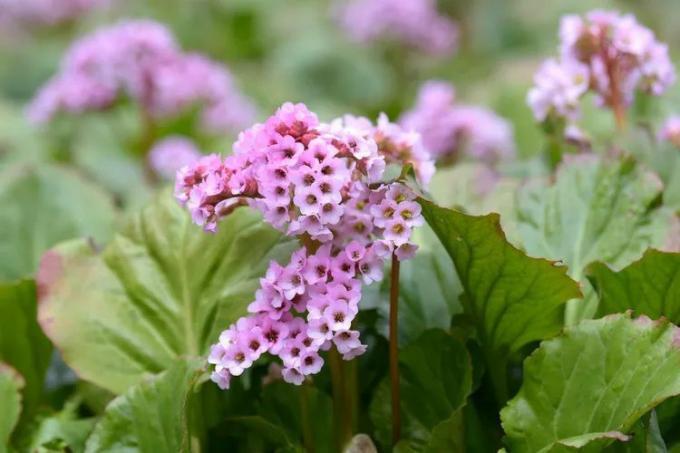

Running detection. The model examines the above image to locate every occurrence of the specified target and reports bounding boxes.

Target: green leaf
[605,411,667,453]
[418,198,581,359]
[19,399,96,453]
[517,156,668,274]
[0,364,24,452]
[257,382,333,453]
[370,329,472,450]
[515,155,671,322]
[501,313,680,453]
[220,416,300,452]
[84,359,203,453]
[0,280,52,420]
[0,164,117,281]
[588,250,680,322]
[37,191,295,394]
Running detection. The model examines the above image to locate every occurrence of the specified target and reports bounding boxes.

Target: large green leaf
[0,164,117,281]
[84,359,203,453]
[517,155,668,273]
[588,250,680,322]
[37,191,295,394]
[370,329,473,451]
[0,280,52,420]
[0,364,23,453]
[501,314,680,453]
[418,198,580,364]
[515,155,671,322]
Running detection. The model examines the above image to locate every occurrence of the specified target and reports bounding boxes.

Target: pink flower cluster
[28,20,255,135]
[0,0,108,28]
[400,81,515,164]
[659,116,680,148]
[337,0,458,56]
[175,103,433,235]
[148,136,202,179]
[176,103,428,388]
[528,10,675,122]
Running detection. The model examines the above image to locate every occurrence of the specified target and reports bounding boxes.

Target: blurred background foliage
[2,0,680,162]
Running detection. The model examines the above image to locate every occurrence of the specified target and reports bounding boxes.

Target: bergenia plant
[175,102,432,441]
[4,4,680,453]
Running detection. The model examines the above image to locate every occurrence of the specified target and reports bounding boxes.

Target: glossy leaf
[501,314,680,453]
[0,164,117,281]
[371,329,472,450]
[37,191,295,394]
[419,198,581,357]
[588,250,680,322]
[0,280,52,420]
[84,359,203,453]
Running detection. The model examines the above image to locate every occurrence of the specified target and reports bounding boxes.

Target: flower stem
[300,382,315,453]
[328,348,352,450]
[389,253,401,446]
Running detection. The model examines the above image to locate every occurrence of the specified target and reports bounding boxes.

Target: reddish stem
[389,253,401,445]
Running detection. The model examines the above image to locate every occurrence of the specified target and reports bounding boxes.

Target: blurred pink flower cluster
[177,102,430,388]
[28,20,255,135]
[401,81,515,164]
[0,0,108,28]
[528,10,675,123]
[660,116,680,148]
[337,0,458,56]
[148,136,202,179]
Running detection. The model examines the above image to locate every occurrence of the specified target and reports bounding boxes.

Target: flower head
[194,103,428,389]
[28,20,255,136]
[337,0,458,56]
[148,136,202,180]
[401,81,515,165]
[528,10,675,123]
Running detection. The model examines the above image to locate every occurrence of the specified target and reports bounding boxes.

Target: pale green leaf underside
[0,164,117,281]
[37,191,295,394]
[501,314,680,453]
[84,359,203,453]
[419,198,581,356]
[588,250,680,323]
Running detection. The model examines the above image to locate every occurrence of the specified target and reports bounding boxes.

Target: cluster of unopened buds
[400,80,515,165]
[527,10,675,124]
[176,102,431,388]
[28,20,255,135]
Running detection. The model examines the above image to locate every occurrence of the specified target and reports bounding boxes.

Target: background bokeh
[3,0,680,160]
